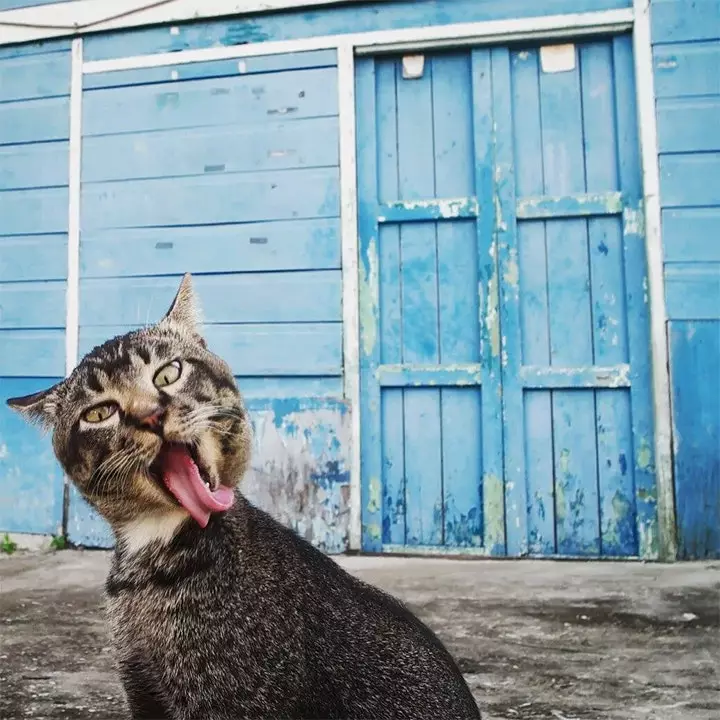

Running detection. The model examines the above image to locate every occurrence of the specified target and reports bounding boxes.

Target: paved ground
[0,551,718,720]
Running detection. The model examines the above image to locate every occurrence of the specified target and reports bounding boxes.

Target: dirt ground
[0,551,718,720]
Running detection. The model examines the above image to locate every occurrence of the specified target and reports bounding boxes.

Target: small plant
[1,533,17,555]
[49,534,67,551]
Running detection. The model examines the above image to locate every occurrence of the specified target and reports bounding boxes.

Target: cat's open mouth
[148,443,234,527]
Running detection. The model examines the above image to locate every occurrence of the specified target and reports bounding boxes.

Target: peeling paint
[244,400,350,554]
[483,472,505,553]
[359,236,379,357]
[486,261,501,359]
[367,475,381,514]
[623,205,645,237]
[559,448,571,475]
[503,252,519,287]
[636,437,653,471]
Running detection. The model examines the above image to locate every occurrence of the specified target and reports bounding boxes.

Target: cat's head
[6,273,251,531]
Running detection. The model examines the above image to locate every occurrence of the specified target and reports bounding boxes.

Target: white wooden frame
[632,0,677,561]
[56,3,675,557]
[66,36,83,378]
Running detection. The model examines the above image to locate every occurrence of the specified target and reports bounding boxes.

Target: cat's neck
[115,509,190,555]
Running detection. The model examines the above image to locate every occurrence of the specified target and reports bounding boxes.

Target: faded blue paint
[82,0,632,62]
[653,0,720,559]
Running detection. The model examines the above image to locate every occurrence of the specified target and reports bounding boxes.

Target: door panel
[358,52,503,553]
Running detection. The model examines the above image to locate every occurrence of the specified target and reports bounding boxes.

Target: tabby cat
[8,274,481,720]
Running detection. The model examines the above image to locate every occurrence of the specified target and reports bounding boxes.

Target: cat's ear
[163,273,200,332]
[6,384,60,428]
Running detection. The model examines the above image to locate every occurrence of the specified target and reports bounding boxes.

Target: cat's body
[8,274,481,720]
[109,496,480,719]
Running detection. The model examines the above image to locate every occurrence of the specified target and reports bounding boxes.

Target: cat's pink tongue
[161,445,234,528]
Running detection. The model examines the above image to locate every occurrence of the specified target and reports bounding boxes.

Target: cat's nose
[128,401,165,430]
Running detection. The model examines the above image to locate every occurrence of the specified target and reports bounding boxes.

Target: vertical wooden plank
[432,53,482,547]
[473,48,506,555]
[581,40,637,556]
[356,57,383,551]
[614,33,660,558]
[492,47,526,555]
[511,48,555,555]
[670,321,720,560]
[376,59,405,545]
[381,388,406,544]
[539,45,600,556]
[396,57,443,546]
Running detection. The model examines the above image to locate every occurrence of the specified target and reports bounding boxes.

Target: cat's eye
[82,402,118,424]
[154,360,182,388]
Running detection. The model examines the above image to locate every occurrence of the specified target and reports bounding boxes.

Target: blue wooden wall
[652,0,720,559]
[0,40,70,536]
[63,48,351,551]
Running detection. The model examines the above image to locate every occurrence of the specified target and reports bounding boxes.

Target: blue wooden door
[358,36,659,558]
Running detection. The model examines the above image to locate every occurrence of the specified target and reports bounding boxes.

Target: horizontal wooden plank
[0,376,65,535]
[78,323,343,376]
[662,207,720,262]
[0,188,68,234]
[0,48,69,102]
[0,234,67,282]
[0,280,66,329]
[83,0,632,61]
[82,116,339,183]
[237,375,343,399]
[83,49,338,90]
[0,96,69,146]
[79,271,341,326]
[377,197,479,223]
[81,167,339,229]
[377,363,482,387]
[520,364,630,389]
[657,97,720,154]
[0,141,68,191]
[651,0,720,44]
[80,218,340,277]
[660,153,720,207]
[516,192,623,219]
[83,67,338,137]
[0,38,70,60]
[0,329,65,376]
[654,41,720,98]
[665,263,720,320]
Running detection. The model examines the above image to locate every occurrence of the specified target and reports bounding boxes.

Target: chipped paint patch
[379,196,479,221]
[367,475,381,514]
[483,472,505,554]
[623,205,645,236]
[359,236,379,357]
[486,264,501,359]
[244,399,350,554]
[636,437,653,471]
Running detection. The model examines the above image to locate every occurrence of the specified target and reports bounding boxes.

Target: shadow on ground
[1,552,718,720]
